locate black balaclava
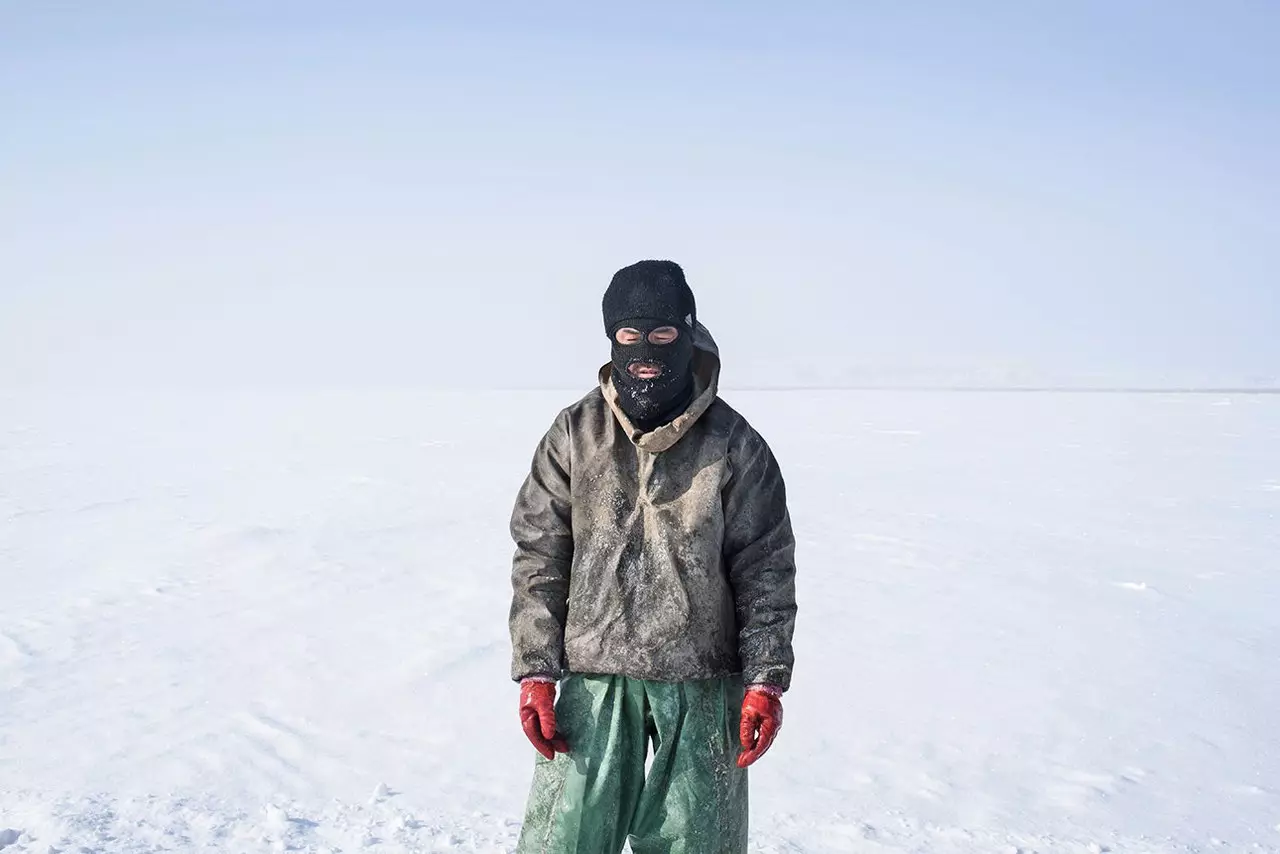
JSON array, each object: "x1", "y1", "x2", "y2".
[{"x1": 602, "y1": 260, "x2": 698, "y2": 431}]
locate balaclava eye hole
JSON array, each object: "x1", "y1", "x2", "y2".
[{"x1": 611, "y1": 324, "x2": 683, "y2": 346}]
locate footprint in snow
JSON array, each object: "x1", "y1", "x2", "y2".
[{"x1": 0, "y1": 829, "x2": 22, "y2": 850}]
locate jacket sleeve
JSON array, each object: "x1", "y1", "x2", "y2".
[
  {"x1": 509, "y1": 411, "x2": 574, "y2": 682},
  {"x1": 723, "y1": 420, "x2": 798, "y2": 691}
]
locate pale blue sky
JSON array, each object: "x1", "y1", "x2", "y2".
[{"x1": 2, "y1": 2, "x2": 1276, "y2": 388}]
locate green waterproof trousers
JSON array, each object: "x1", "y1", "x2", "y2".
[{"x1": 516, "y1": 674, "x2": 749, "y2": 854}]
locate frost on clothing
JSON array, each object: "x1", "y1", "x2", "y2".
[
  {"x1": 602, "y1": 259, "x2": 698, "y2": 431},
  {"x1": 508, "y1": 324, "x2": 798, "y2": 690}
]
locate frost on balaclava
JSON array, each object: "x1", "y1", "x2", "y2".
[{"x1": 602, "y1": 260, "x2": 698, "y2": 431}]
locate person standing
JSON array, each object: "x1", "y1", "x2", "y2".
[{"x1": 509, "y1": 260, "x2": 798, "y2": 854}]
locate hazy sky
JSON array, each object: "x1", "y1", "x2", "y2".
[{"x1": 2, "y1": 2, "x2": 1277, "y2": 388}]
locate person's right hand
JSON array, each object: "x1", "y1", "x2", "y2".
[{"x1": 519, "y1": 678, "x2": 570, "y2": 760}]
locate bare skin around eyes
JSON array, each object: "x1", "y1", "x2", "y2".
[{"x1": 614, "y1": 326, "x2": 680, "y2": 346}]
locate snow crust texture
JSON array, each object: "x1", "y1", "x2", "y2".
[{"x1": 2, "y1": 389, "x2": 1278, "y2": 852}]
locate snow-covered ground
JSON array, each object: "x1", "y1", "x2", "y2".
[{"x1": 1, "y1": 388, "x2": 1277, "y2": 853}]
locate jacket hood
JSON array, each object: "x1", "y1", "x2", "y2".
[{"x1": 599, "y1": 321, "x2": 721, "y2": 453}]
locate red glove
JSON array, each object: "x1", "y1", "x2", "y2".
[
  {"x1": 737, "y1": 685, "x2": 784, "y2": 768},
  {"x1": 519, "y1": 678, "x2": 570, "y2": 760}
]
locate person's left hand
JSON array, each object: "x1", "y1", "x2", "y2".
[{"x1": 737, "y1": 685, "x2": 783, "y2": 768}]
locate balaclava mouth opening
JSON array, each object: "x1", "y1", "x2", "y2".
[{"x1": 602, "y1": 260, "x2": 698, "y2": 431}]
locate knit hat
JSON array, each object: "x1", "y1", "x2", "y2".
[{"x1": 602, "y1": 260, "x2": 696, "y2": 337}]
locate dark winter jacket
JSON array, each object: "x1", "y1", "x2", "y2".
[{"x1": 508, "y1": 324, "x2": 797, "y2": 690}]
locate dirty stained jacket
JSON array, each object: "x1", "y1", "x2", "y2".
[{"x1": 508, "y1": 324, "x2": 797, "y2": 690}]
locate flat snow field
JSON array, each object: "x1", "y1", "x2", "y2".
[{"x1": 1, "y1": 389, "x2": 1277, "y2": 853}]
